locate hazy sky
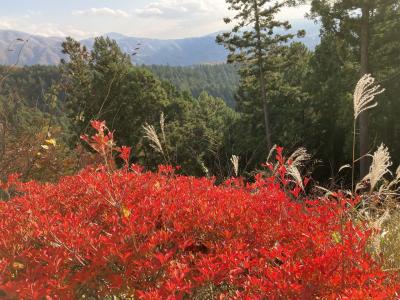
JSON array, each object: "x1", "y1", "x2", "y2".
[{"x1": 0, "y1": 0, "x2": 310, "y2": 39}]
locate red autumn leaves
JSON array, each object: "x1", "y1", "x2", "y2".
[{"x1": 0, "y1": 122, "x2": 398, "y2": 299}]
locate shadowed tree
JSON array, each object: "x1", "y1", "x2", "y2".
[{"x1": 310, "y1": 0, "x2": 383, "y2": 177}]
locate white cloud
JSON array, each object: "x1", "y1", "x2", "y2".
[
  {"x1": 73, "y1": 7, "x2": 130, "y2": 18},
  {"x1": 132, "y1": 0, "x2": 231, "y2": 38},
  {"x1": 136, "y1": 0, "x2": 224, "y2": 19},
  {"x1": 135, "y1": 0, "x2": 309, "y2": 21},
  {"x1": 31, "y1": 24, "x2": 94, "y2": 39},
  {"x1": 0, "y1": 20, "x2": 15, "y2": 30},
  {"x1": 277, "y1": 5, "x2": 310, "y2": 20},
  {"x1": 0, "y1": 16, "x2": 95, "y2": 39}
]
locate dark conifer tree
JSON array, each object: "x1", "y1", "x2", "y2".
[
  {"x1": 310, "y1": 0, "x2": 386, "y2": 176},
  {"x1": 217, "y1": 0, "x2": 303, "y2": 151}
]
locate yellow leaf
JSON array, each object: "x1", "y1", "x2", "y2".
[
  {"x1": 154, "y1": 181, "x2": 161, "y2": 190},
  {"x1": 12, "y1": 262, "x2": 25, "y2": 270},
  {"x1": 41, "y1": 145, "x2": 49, "y2": 150},
  {"x1": 332, "y1": 232, "x2": 342, "y2": 244},
  {"x1": 122, "y1": 206, "x2": 131, "y2": 218},
  {"x1": 45, "y1": 138, "x2": 57, "y2": 146}
]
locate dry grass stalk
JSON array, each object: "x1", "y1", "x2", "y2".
[
  {"x1": 160, "y1": 112, "x2": 166, "y2": 144},
  {"x1": 338, "y1": 164, "x2": 351, "y2": 173},
  {"x1": 394, "y1": 166, "x2": 400, "y2": 184},
  {"x1": 230, "y1": 155, "x2": 240, "y2": 177},
  {"x1": 367, "y1": 209, "x2": 391, "y2": 256},
  {"x1": 198, "y1": 157, "x2": 210, "y2": 177},
  {"x1": 266, "y1": 144, "x2": 277, "y2": 164}
]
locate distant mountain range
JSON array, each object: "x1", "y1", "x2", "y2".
[{"x1": 0, "y1": 20, "x2": 320, "y2": 66}]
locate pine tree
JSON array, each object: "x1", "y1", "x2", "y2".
[
  {"x1": 233, "y1": 42, "x2": 311, "y2": 174},
  {"x1": 217, "y1": 0, "x2": 302, "y2": 152},
  {"x1": 61, "y1": 37, "x2": 131, "y2": 135}
]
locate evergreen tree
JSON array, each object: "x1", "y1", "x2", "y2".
[
  {"x1": 217, "y1": 0, "x2": 302, "y2": 151},
  {"x1": 61, "y1": 37, "x2": 131, "y2": 136},
  {"x1": 233, "y1": 42, "x2": 312, "y2": 174}
]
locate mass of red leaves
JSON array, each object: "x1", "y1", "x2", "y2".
[{"x1": 0, "y1": 121, "x2": 398, "y2": 299}]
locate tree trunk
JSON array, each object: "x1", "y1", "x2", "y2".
[
  {"x1": 359, "y1": 4, "x2": 370, "y2": 178},
  {"x1": 253, "y1": 0, "x2": 273, "y2": 151}
]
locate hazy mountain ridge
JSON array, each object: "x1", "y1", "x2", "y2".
[
  {"x1": 0, "y1": 30, "x2": 65, "y2": 65},
  {"x1": 80, "y1": 34, "x2": 229, "y2": 66},
  {"x1": 0, "y1": 20, "x2": 320, "y2": 66}
]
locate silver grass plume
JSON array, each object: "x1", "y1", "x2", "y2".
[
  {"x1": 353, "y1": 74, "x2": 385, "y2": 120},
  {"x1": 363, "y1": 144, "x2": 392, "y2": 192},
  {"x1": 287, "y1": 165, "x2": 304, "y2": 190},
  {"x1": 230, "y1": 155, "x2": 240, "y2": 177},
  {"x1": 143, "y1": 123, "x2": 163, "y2": 154},
  {"x1": 287, "y1": 147, "x2": 311, "y2": 168},
  {"x1": 286, "y1": 147, "x2": 311, "y2": 190},
  {"x1": 198, "y1": 157, "x2": 210, "y2": 177}
]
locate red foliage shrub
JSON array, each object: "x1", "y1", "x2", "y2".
[{"x1": 0, "y1": 122, "x2": 398, "y2": 299}]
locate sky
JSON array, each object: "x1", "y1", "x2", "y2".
[{"x1": 0, "y1": 0, "x2": 311, "y2": 39}]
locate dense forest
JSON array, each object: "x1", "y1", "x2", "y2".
[{"x1": 145, "y1": 64, "x2": 240, "y2": 107}]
